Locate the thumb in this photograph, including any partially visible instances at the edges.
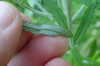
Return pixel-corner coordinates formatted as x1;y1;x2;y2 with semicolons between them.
0;2;22;66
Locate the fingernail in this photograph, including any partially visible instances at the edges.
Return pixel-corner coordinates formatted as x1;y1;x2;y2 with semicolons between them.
0;2;16;30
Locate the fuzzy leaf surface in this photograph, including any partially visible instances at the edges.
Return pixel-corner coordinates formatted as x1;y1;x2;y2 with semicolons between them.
23;22;73;37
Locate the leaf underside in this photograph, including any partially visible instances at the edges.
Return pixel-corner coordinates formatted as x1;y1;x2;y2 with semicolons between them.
23;22;73;37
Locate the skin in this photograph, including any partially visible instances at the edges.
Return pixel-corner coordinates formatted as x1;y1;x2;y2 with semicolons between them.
0;1;71;66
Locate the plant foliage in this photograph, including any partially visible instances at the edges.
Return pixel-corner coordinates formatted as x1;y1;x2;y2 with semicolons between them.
2;0;100;66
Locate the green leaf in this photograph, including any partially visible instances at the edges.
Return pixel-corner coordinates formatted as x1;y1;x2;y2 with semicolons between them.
75;0;93;5
74;2;96;44
89;41;97;57
96;0;100;9
75;0;100;9
23;22;73;37
72;48;84;66
12;0;31;7
43;0;68;29
12;0;51;16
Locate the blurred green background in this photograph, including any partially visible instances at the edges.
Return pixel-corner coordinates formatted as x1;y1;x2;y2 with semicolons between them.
1;0;100;66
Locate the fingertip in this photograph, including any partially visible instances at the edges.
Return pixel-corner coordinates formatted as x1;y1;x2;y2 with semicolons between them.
45;57;71;66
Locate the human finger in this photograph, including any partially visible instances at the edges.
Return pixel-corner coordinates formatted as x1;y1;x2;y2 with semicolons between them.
8;35;68;66
0;1;22;66
45;57;71;66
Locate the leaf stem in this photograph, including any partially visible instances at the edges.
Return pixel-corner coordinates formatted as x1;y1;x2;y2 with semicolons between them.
65;0;84;66
35;1;53;20
72;5;85;21
66;0;74;49
12;0;52;16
